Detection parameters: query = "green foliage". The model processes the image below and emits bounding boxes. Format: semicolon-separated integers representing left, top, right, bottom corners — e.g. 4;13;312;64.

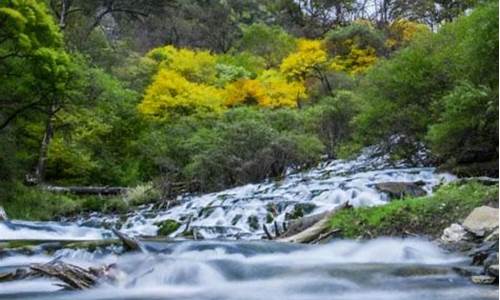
142;107;324;192
1;0;498;220
0;182;137;220
330;182;499;238
216;52;266;76
2;182;79;220
354;1;498;171
325;22;385;55
427;82;498;169
238;23;296;67
303;91;360;157
45;67;146;185
125;182;161;206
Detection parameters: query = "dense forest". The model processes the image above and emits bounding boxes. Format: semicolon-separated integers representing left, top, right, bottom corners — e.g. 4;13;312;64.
0;0;498;219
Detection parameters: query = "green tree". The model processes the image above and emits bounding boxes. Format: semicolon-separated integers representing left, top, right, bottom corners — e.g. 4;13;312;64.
0;0;77;183
237;23;296;67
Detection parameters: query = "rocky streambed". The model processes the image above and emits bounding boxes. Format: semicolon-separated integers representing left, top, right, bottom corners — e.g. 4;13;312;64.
0;147;498;299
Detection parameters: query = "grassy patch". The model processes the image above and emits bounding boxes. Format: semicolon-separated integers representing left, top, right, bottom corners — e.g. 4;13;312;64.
0;182;131;221
329;182;499;238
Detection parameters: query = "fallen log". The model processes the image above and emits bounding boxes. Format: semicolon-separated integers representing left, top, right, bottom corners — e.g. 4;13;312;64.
43;185;128;196
278;202;351;244
112;229;146;253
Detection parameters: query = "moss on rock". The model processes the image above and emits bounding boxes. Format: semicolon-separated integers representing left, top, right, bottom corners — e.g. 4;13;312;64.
156;219;181;236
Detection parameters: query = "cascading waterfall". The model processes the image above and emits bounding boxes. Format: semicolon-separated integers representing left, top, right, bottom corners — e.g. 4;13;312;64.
0;147;497;299
77;146;455;240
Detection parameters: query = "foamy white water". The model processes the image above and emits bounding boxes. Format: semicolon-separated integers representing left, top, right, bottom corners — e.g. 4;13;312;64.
0;220;112;241
0;238;497;300
94;146;455;239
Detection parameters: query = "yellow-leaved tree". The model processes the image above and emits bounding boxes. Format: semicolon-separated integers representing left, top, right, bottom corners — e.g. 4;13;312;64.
280;39;328;80
140;44;311;119
385;19;429;51
329;41;378;75
139;46;224;119
225;70;306;108
147;45;217;83
138;69;224;119
325;23;384;76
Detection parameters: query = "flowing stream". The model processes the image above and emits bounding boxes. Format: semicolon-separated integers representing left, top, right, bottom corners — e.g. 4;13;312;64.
0;147;497;299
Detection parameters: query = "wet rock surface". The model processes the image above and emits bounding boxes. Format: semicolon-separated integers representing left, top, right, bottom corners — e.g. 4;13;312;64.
374;181;427;200
441;206;499;285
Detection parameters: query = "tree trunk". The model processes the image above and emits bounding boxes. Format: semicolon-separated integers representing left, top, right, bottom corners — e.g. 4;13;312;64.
59;0;69;28
33;107;55;184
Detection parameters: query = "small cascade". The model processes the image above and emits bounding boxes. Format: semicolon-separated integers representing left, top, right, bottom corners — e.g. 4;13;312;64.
96;146;455;239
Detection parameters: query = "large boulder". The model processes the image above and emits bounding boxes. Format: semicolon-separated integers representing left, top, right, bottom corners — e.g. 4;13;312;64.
374;182;427;200
463;206;499;237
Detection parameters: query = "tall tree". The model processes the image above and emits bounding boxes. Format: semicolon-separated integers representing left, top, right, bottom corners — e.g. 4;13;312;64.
0;0;77;183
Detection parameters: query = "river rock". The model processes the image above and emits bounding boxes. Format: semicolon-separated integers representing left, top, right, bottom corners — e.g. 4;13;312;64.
155;219;181;236
471;275;497;284
487;265;499;277
0;207;7;221
463;206;499;237
374;182;427;200
441;223;467;243
485;228;499;242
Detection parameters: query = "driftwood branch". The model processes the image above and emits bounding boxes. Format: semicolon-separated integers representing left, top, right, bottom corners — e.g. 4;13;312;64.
0;261;117;290
112;229;145;253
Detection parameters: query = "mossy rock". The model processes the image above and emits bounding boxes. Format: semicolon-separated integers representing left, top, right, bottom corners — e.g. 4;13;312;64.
231;214;243;225
266;213;274;223
286;203;317;220
247;215;259;230
156;219;181;236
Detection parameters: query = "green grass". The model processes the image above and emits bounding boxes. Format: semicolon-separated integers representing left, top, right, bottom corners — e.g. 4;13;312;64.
329;182;499;238
0;182;129;221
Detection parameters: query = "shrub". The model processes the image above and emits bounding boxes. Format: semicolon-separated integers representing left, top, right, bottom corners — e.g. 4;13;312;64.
427;82;498;174
125;182;161;206
304;91;360;157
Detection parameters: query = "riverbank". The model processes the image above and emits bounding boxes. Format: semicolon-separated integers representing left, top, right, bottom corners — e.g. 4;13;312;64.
0;182;159;221
328;181;498;239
